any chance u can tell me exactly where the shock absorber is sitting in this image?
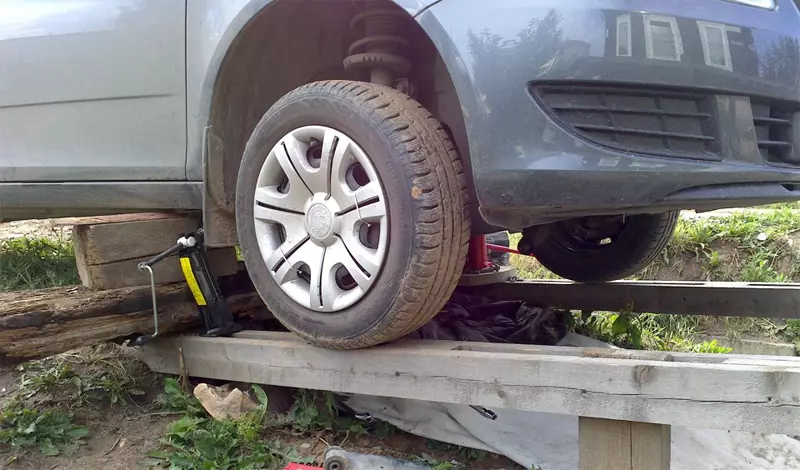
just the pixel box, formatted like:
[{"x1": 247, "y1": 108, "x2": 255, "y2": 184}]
[{"x1": 343, "y1": 3, "x2": 411, "y2": 87}]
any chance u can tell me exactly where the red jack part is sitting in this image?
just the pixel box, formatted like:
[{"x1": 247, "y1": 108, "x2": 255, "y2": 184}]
[
  {"x1": 467, "y1": 235, "x2": 493, "y2": 270},
  {"x1": 284, "y1": 464, "x2": 323, "y2": 470}
]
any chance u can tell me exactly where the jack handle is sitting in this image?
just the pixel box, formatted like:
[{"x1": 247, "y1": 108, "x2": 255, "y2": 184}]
[
  {"x1": 139, "y1": 243, "x2": 184, "y2": 269},
  {"x1": 133, "y1": 237, "x2": 196, "y2": 346},
  {"x1": 133, "y1": 263, "x2": 160, "y2": 346}
]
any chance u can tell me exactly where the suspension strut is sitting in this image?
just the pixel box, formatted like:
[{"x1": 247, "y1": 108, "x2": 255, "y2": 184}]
[{"x1": 343, "y1": 3, "x2": 411, "y2": 87}]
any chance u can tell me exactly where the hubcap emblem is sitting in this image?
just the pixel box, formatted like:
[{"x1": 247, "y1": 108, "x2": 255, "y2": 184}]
[{"x1": 306, "y1": 203, "x2": 333, "y2": 240}]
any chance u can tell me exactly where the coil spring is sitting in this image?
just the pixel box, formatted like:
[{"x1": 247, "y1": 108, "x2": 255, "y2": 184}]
[{"x1": 343, "y1": 8, "x2": 411, "y2": 85}]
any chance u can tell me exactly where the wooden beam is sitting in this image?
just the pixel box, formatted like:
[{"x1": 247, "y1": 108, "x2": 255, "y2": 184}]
[
  {"x1": 458, "y1": 266, "x2": 516, "y2": 286},
  {"x1": 71, "y1": 214, "x2": 239, "y2": 289},
  {"x1": 72, "y1": 216, "x2": 201, "y2": 265},
  {"x1": 74, "y1": 248, "x2": 240, "y2": 289},
  {"x1": 139, "y1": 331, "x2": 800, "y2": 434},
  {"x1": 0, "y1": 272, "x2": 263, "y2": 364},
  {"x1": 486, "y1": 280, "x2": 800, "y2": 318},
  {"x1": 52, "y1": 212, "x2": 191, "y2": 226},
  {"x1": 579, "y1": 418, "x2": 670, "y2": 470}
]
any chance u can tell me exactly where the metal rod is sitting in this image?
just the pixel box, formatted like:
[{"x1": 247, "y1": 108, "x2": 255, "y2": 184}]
[
  {"x1": 138, "y1": 263, "x2": 159, "y2": 341},
  {"x1": 140, "y1": 243, "x2": 183, "y2": 268},
  {"x1": 486, "y1": 243, "x2": 524, "y2": 256},
  {"x1": 487, "y1": 279, "x2": 800, "y2": 319}
]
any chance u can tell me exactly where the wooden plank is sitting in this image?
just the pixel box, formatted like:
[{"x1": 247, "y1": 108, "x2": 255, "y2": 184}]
[
  {"x1": 444, "y1": 338, "x2": 800, "y2": 365},
  {"x1": 579, "y1": 418, "x2": 670, "y2": 470},
  {"x1": 53, "y1": 212, "x2": 189, "y2": 226},
  {"x1": 72, "y1": 216, "x2": 201, "y2": 265},
  {"x1": 579, "y1": 418, "x2": 632, "y2": 470},
  {"x1": 70, "y1": 213, "x2": 240, "y2": 289},
  {"x1": 487, "y1": 280, "x2": 800, "y2": 318},
  {"x1": 631, "y1": 421, "x2": 670, "y2": 470},
  {"x1": 458, "y1": 266, "x2": 516, "y2": 286},
  {"x1": 139, "y1": 331, "x2": 800, "y2": 434},
  {"x1": 76, "y1": 247, "x2": 240, "y2": 289},
  {"x1": 0, "y1": 272, "x2": 263, "y2": 364}
]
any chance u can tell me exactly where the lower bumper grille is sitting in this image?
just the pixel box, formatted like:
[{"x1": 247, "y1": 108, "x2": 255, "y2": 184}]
[
  {"x1": 535, "y1": 86, "x2": 719, "y2": 160},
  {"x1": 534, "y1": 85, "x2": 800, "y2": 167},
  {"x1": 752, "y1": 101, "x2": 797, "y2": 165}
]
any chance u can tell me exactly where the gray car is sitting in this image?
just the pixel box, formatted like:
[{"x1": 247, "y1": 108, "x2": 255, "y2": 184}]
[{"x1": 2, "y1": 0, "x2": 800, "y2": 348}]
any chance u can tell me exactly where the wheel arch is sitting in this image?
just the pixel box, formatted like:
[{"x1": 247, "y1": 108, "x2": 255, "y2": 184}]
[{"x1": 195, "y1": 0, "x2": 483, "y2": 246}]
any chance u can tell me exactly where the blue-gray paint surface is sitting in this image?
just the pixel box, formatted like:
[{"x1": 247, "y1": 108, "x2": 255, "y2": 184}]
[
  {"x1": 419, "y1": 0, "x2": 800, "y2": 224},
  {"x1": 0, "y1": 0, "x2": 187, "y2": 182},
  {"x1": 4, "y1": 0, "x2": 800, "y2": 225}
]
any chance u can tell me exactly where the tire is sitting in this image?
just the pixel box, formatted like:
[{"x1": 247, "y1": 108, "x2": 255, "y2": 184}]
[
  {"x1": 530, "y1": 212, "x2": 678, "y2": 282},
  {"x1": 236, "y1": 80, "x2": 470, "y2": 349}
]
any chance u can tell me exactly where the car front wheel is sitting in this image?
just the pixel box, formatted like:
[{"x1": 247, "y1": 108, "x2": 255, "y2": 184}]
[{"x1": 236, "y1": 80, "x2": 470, "y2": 349}]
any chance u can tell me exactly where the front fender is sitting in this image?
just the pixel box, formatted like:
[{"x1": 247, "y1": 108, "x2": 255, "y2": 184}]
[{"x1": 185, "y1": 0, "x2": 440, "y2": 181}]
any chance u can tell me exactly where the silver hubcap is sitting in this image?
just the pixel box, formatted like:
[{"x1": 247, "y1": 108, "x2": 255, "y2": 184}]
[{"x1": 253, "y1": 126, "x2": 388, "y2": 312}]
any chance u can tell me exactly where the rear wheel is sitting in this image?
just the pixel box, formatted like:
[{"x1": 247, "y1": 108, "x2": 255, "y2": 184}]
[
  {"x1": 236, "y1": 80, "x2": 470, "y2": 349},
  {"x1": 527, "y1": 212, "x2": 678, "y2": 282}
]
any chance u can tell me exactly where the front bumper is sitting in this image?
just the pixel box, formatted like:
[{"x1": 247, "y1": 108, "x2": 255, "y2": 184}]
[{"x1": 420, "y1": 0, "x2": 800, "y2": 229}]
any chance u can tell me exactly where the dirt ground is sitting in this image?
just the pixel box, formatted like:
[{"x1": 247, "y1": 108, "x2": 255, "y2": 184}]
[
  {"x1": 0, "y1": 363, "x2": 518, "y2": 470},
  {"x1": 0, "y1": 364, "x2": 171, "y2": 470},
  {"x1": 0, "y1": 220, "x2": 70, "y2": 242}
]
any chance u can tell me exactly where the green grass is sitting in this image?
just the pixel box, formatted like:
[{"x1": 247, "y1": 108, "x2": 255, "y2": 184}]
[
  {"x1": 507, "y1": 208, "x2": 800, "y2": 348},
  {"x1": 17, "y1": 344, "x2": 152, "y2": 407},
  {"x1": 157, "y1": 377, "x2": 207, "y2": 417},
  {"x1": 665, "y1": 208, "x2": 800, "y2": 283},
  {"x1": 152, "y1": 379, "x2": 406, "y2": 469},
  {"x1": 411, "y1": 453, "x2": 463, "y2": 469},
  {"x1": 507, "y1": 233, "x2": 559, "y2": 280},
  {"x1": 0, "y1": 402, "x2": 88, "y2": 460},
  {"x1": 652, "y1": 209, "x2": 800, "y2": 342},
  {"x1": 426, "y1": 439, "x2": 489, "y2": 462},
  {"x1": 145, "y1": 382, "x2": 313, "y2": 469},
  {"x1": 0, "y1": 344, "x2": 155, "y2": 461},
  {"x1": 0, "y1": 236, "x2": 79, "y2": 292},
  {"x1": 782, "y1": 319, "x2": 800, "y2": 344},
  {"x1": 285, "y1": 388, "x2": 395, "y2": 438},
  {"x1": 570, "y1": 311, "x2": 732, "y2": 353}
]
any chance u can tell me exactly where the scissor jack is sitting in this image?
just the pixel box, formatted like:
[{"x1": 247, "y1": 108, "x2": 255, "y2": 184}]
[{"x1": 134, "y1": 228, "x2": 243, "y2": 346}]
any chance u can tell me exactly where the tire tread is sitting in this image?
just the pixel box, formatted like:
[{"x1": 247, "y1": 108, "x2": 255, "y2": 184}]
[{"x1": 247, "y1": 80, "x2": 470, "y2": 348}]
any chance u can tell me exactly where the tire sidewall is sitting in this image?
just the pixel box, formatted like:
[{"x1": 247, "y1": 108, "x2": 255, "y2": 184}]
[{"x1": 236, "y1": 90, "x2": 417, "y2": 340}]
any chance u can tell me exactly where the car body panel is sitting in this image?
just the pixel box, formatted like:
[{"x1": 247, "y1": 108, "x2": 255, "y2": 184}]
[
  {"x1": 4, "y1": 0, "x2": 800, "y2": 229},
  {"x1": 184, "y1": 0, "x2": 437, "y2": 180},
  {"x1": 419, "y1": 0, "x2": 800, "y2": 228},
  {"x1": 0, "y1": 0, "x2": 187, "y2": 182}
]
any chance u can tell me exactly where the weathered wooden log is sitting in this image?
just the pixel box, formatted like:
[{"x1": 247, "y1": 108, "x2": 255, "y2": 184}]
[{"x1": 0, "y1": 272, "x2": 266, "y2": 364}]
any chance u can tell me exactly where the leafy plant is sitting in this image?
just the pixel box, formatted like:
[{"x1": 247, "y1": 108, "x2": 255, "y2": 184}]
[
  {"x1": 740, "y1": 254, "x2": 788, "y2": 283},
  {"x1": 780, "y1": 319, "x2": 800, "y2": 344},
  {"x1": 426, "y1": 439, "x2": 488, "y2": 462},
  {"x1": 288, "y1": 389, "x2": 329, "y2": 433},
  {"x1": 573, "y1": 311, "x2": 645, "y2": 349},
  {"x1": 286, "y1": 389, "x2": 371, "y2": 437},
  {"x1": 689, "y1": 339, "x2": 733, "y2": 354},
  {"x1": 157, "y1": 377, "x2": 206, "y2": 416},
  {"x1": 369, "y1": 418, "x2": 398, "y2": 439},
  {"x1": 411, "y1": 453, "x2": 463, "y2": 469},
  {"x1": 147, "y1": 383, "x2": 313, "y2": 469},
  {"x1": 18, "y1": 353, "x2": 146, "y2": 407},
  {"x1": 0, "y1": 402, "x2": 88, "y2": 458},
  {"x1": 148, "y1": 417, "x2": 309, "y2": 469}
]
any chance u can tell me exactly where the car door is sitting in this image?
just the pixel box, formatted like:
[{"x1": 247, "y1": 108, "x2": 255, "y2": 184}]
[{"x1": 0, "y1": 0, "x2": 186, "y2": 182}]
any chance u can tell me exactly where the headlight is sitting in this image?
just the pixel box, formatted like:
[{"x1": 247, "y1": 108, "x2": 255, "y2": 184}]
[{"x1": 724, "y1": 0, "x2": 775, "y2": 9}]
